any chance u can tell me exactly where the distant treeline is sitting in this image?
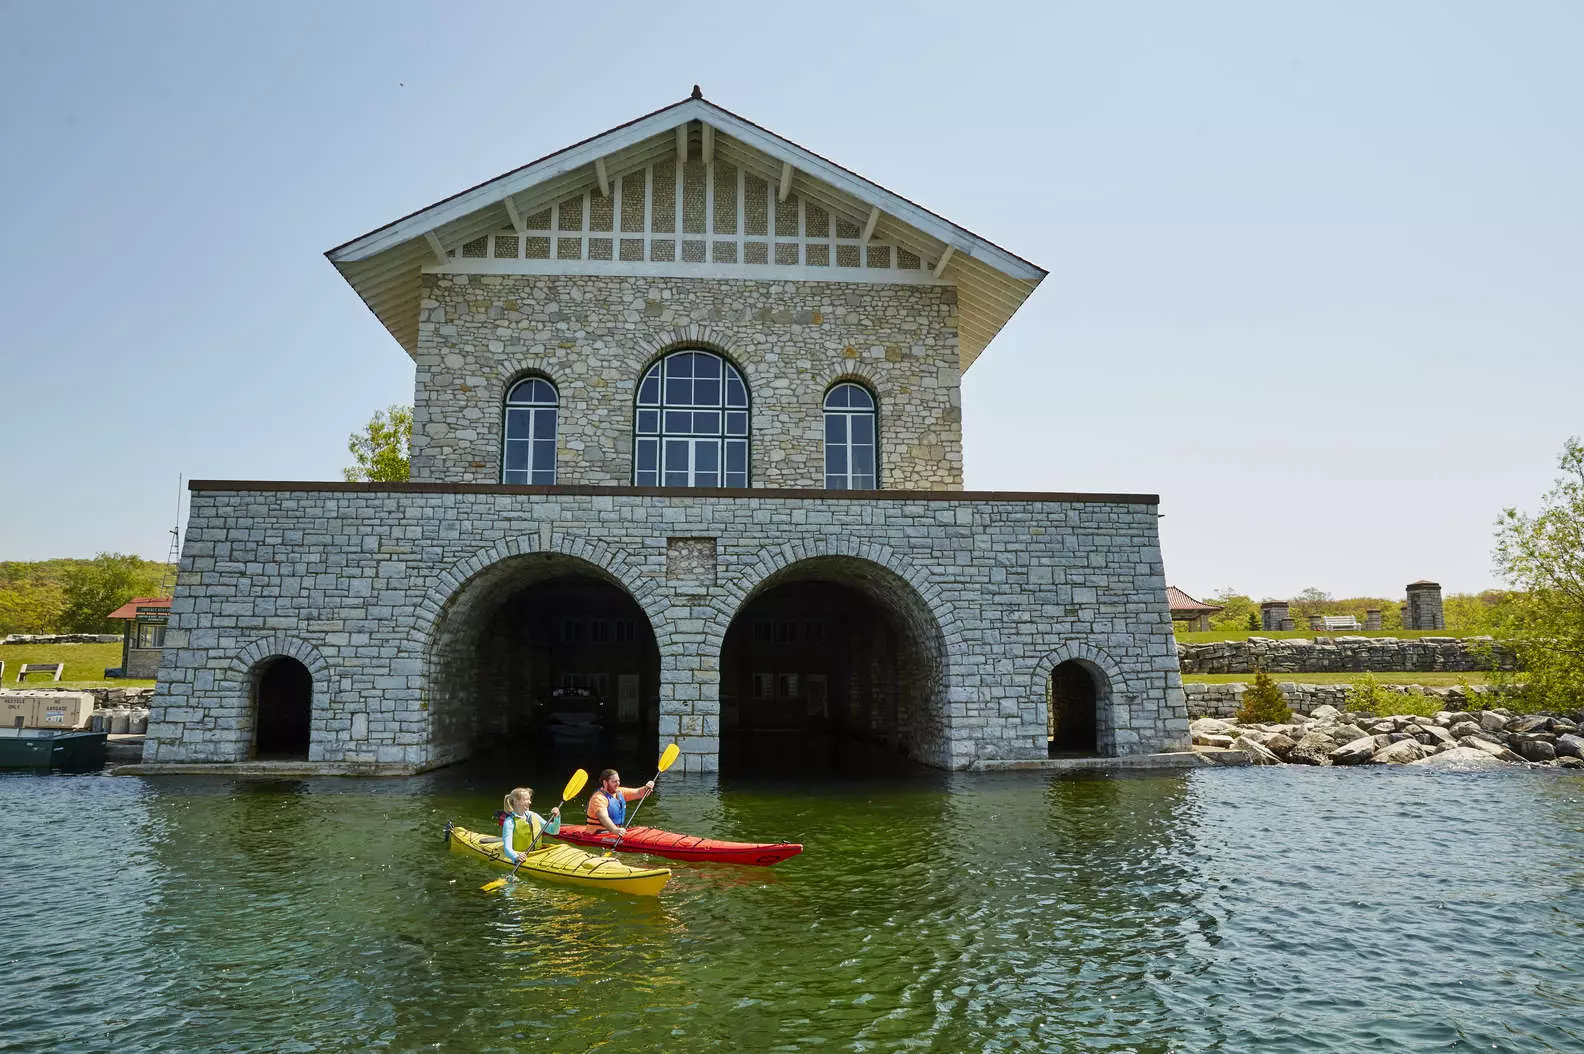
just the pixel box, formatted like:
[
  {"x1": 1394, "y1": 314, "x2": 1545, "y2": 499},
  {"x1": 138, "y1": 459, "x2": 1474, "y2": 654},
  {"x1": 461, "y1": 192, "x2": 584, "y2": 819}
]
[
  {"x1": 1196, "y1": 587, "x2": 1517, "y2": 635},
  {"x1": 0, "y1": 555, "x2": 175, "y2": 635}
]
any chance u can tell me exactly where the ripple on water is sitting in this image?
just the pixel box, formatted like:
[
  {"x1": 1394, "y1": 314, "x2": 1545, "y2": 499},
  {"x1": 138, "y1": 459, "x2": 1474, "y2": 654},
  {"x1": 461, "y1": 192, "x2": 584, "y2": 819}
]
[{"x1": 0, "y1": 766, "x2": 1580, "y2": 1052}]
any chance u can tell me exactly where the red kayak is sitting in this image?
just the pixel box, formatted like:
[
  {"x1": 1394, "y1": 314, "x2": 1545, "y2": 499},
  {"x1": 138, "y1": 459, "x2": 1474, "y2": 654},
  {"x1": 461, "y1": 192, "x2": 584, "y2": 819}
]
[{"x1": 551, "y1": 824, "x2": 803, "y2": 866}]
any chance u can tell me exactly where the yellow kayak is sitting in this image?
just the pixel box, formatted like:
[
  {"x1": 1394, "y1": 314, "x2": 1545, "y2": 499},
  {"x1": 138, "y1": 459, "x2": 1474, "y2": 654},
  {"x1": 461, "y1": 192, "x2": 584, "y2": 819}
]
[{"x1": 445, "y1": 823, "x2": 671, "y2": 896}]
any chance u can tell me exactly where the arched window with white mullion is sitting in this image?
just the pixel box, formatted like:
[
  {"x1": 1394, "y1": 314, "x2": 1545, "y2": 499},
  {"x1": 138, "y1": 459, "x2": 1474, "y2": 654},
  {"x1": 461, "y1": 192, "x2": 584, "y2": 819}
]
[
  {"x1": 634, "y1": 350, "x2": 749, "y2": 488},
  {"x1": 502, "y1": 377, "x2": 558, "y2": 485},
  {"x1": 824, "y1": 382, "x2": 877, "y2": 490}
]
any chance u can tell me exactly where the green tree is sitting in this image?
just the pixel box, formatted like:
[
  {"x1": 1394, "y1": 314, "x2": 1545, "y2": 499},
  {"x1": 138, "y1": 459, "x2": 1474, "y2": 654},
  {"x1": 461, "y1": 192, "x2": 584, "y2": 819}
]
[
  {"x1": 343, "y1": 405, "x2": 413, "y2": 482},
  {"x1": 59, "y1": 553, "x2": 168, "y2": 633},
  {"x1": 0, "y1": 573, "x2": 67, "y2": 634},
  {"x1": 1493, "y1": 437, "x2": 1584, "y2": 712},
  {"x1": 1206, "y1": 588, "x2": 1258, "y2": 631},
  {"x1": 1237, "y1": 670, "x2": 1291, "y2": 724}
]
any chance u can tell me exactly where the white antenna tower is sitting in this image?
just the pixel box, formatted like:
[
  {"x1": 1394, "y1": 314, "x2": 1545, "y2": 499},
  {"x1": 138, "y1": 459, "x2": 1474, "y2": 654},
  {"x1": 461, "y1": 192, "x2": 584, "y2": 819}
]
[{"x1": 159, "y1": 475, "x2": 183, "y2": 598}]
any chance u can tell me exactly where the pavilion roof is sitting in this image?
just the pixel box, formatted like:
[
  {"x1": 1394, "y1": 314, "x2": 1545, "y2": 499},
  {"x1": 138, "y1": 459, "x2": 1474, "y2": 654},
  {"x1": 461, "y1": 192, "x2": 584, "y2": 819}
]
[{"x1": 1166, "y1": 586, "x2": 1222, "y2": 614}]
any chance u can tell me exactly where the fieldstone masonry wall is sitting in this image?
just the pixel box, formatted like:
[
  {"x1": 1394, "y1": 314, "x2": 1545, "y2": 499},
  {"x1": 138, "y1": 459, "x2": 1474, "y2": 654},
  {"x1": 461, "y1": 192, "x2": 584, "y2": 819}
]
[
  {"x1": 146, "y1": 484, "x2": 1186, "y2": 773},
  {"x1": 413, "y1": 274, "x2": 964, "y2": 490},
  {"x1": 1177, "y1": 636, "x2": 1516, "y2": 675}
]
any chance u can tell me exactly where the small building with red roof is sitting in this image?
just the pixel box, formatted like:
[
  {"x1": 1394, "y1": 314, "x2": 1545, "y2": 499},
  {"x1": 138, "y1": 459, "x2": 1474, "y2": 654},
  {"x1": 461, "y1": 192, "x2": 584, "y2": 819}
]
[{"x1": 106, "y1": 597, "x2": 172, "y2": 679}]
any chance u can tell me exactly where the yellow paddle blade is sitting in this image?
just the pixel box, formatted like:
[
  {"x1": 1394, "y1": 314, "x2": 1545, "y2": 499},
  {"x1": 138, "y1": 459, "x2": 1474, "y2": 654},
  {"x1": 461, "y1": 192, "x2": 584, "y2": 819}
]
[
  {"x1": 562, "y1": 768, "x2": 589, "y2": 802},
  {"x1": 480, "y1": 876, "x2": 509, "y2": 892},
  {"x1": 657, "y1": 742, "x2": 680, "y2": 773}
]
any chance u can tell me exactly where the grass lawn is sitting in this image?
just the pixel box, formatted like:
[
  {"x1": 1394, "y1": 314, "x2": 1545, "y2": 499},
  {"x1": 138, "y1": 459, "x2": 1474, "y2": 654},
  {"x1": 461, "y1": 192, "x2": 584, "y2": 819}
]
[
  {"x1": 0, "y1": 642, "x2": 156, "y2": 690},
  {"x1": 1177, "y1": 629, "x2": 1483, "y2": 644},
  {"x1": 1182, "y1": 671, "x2": 1511, "y2": 687}
]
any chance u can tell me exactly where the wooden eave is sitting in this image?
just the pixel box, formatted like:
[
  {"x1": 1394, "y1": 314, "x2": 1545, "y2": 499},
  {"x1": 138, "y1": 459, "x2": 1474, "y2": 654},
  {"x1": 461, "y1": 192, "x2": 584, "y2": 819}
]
[{"x1": 326, "y1": 95, "x2": 1047, "y2": 372}]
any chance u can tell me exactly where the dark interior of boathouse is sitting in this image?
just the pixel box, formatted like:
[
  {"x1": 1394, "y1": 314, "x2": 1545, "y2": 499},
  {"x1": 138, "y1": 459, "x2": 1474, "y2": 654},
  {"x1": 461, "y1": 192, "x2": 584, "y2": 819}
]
[{"x1": 425, "y1": 552, "x2": 950, "y2": 774}]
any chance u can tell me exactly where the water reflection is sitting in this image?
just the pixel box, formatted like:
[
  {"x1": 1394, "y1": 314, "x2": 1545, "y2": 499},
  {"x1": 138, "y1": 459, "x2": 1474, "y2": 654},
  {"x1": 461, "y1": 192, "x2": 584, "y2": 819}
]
[{"x1": 4, "y1": 767, "x2": 1583, "y2": 1052}]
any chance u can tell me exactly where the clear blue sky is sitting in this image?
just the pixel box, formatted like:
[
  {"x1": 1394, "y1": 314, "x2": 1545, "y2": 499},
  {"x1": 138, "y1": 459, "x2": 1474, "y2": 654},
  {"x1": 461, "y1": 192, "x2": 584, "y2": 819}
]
[{"x1": 2, "y1": 1, "x2": 1579, "y2": 602}]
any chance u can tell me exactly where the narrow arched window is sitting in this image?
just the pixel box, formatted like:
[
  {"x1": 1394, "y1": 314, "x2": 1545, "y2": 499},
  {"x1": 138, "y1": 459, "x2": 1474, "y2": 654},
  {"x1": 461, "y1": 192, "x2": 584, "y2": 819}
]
[
  {"x1": 824, "y1": 382, "x2": 877, "y2": 489},
  {"x1": 502, "y1": 377, "x2": 558, "y2": 485},
  {"x1": 634, "y1": 350, "x2": 749, "y2": 487}
]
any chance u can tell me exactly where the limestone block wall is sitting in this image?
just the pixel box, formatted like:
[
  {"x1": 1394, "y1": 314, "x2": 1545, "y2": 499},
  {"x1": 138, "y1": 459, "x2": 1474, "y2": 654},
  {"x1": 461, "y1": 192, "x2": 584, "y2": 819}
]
[
  {"x1": 412, "y1": 274, "x2": 963, "y2": 490},
  {"x1": 146, "y1": 483, "x2": 1184, "y2": 772},
  {"x1": 1177, "y1": 636, "x2": 1517, "y2": 675}
]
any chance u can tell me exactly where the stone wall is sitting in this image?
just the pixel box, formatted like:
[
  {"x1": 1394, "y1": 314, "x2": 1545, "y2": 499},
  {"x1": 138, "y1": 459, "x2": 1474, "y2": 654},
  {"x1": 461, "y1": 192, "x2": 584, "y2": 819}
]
[
  {"x1": 1177, "y1": 636, "x2": 1515, "y2": 674},
  {"x1": 1183, "y1": 680, "x2": 1514, "y2": 719},
  {"x1": 146, "y1": 483, "x2": 1185, "y2": 773},
  {"x1": 412, "y1": 274, "x2": 963, "y2": 490}
]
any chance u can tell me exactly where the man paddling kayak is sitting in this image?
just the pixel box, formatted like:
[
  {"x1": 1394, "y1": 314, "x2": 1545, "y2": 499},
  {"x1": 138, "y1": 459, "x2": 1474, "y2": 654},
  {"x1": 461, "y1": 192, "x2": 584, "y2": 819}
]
[{"x1": 586, "y1": 768, "x2": 654, "y2": 836}]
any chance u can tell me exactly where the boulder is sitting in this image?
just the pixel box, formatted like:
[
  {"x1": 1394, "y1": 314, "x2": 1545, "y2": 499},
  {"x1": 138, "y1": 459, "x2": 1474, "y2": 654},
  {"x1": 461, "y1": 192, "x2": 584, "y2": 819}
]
[
  {"x1": 1551, "y1": 718, "x2": 1578, "y2": 735},
  {"x1": 1233, "y1": 735, "x2": 1284, "y2": 765},
  {"x1": 1330, "y1": 736, "x2": 1380, "y2": 765},
  {"x1": 1242, "y1": 730, "x2": 1298, "y2": 760},
  {"x1": 1448, "y1": 721, "x2": 1484, "y2": 739},
  {"x1": 1478, "y1": 711, "x2": 1509, "y2": 733},
  {"x1": 1507, "y1": 715, "x2": 1552, "y2": 734},
  {"x1": 1309, "y1": 704, "x2": 1342, "y2": 723},
  {"x1": 1555, "y1": 733, "x2": 1584, "y2": 760},
  {"x1": 1558, "y1": 757, "x2": 1584, "y2": 770},
  {"x1": 1195, "y1": 733, "x2": 1237, "y2": 748},
  {"x1": 1411, "y1": 747, "x2": 1505, "y2": 770},
  {"x1": 1191, "y1": 717, "x2": 1234, "y2": 736},
  {"x1": 1333, "y1": 723, "x2": 1372, "y2": 744},
  {"x1": 1511, "y1": 737, "x2": 1557, "y2": 763},
  {"x1": 1373, "y1": 740, "x2": 1426, "y2": 764},
  {"x1": 1420, "y1": 725, "x2": 1457, "y2": 747},
  {"x1": 1289, "y1": 731, "x2": 1338, "y2": 766},
  {"x1": 1367, "y1": 721, "x2": 1396, "y2": 735},
  {"x1": 1457, "y1": 736, "x2": 1525, "y2": 763}
]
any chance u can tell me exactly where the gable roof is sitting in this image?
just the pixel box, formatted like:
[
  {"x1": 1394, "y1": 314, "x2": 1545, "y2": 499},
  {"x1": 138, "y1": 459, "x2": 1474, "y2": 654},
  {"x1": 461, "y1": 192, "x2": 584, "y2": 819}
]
[
  {"x1": 1166, "y1": 586, "x2": 1222, "y2": 614},
  {"x1": 325, "y1": 91, "x2": 1046, "y2": 371}
]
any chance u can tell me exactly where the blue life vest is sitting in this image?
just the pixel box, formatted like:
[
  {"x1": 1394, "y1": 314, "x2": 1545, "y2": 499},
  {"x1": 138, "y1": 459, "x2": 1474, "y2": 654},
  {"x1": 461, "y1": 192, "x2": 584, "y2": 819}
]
[{"x1": 595, "y1": 789, "x2": 626, "y2": 826}]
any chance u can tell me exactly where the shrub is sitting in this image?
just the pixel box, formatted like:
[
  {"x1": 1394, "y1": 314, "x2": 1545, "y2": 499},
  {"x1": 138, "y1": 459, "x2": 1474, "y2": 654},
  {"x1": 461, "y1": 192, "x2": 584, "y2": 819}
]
[
  {"x1": 1343, "y1": 673, "x2": 1394, "y2": 717},
  {"x1": 1237, "y1": 670, "x2": 1291, "y2": 724}
]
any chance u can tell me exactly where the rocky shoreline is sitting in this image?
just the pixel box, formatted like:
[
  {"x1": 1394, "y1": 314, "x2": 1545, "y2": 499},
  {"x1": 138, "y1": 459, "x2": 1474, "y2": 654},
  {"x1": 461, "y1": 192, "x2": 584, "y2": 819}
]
[{"x1": 1193, "y1": 705, "x2": 1584, "y2": 769}]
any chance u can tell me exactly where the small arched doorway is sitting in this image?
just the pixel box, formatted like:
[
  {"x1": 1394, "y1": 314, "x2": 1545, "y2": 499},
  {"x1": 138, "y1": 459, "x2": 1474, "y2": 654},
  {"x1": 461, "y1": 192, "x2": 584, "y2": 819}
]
[
  {"x1": 253, "y1": 656, "x2": 312, "y2": 759},
  {"x1": 1048, "y1": 660, "x2": 1099, "y2": 756}
]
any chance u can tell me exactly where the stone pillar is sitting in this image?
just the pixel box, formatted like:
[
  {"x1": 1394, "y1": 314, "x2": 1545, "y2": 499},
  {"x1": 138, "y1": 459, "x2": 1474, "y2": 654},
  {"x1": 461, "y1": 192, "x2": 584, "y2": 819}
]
[
  {"x1": 1260, "y1": 601, "x2": 1289, "y2": 632},
  {"x1": 1365, "y1": 608, "x2": 1382, "y2": 631},
  {"x1": 1405, "y1": 581, "x2": 1444, "y2": 631},
  {"x1": 1307, "y1": 614, "x2": 1326, "y2": 631}
]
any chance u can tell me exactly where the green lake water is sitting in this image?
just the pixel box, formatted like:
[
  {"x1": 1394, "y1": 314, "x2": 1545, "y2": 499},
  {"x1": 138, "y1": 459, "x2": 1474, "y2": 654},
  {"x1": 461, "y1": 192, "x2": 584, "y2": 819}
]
[{"x1": 2, "y1": 762, "x2": 1581, "y2": 1053}]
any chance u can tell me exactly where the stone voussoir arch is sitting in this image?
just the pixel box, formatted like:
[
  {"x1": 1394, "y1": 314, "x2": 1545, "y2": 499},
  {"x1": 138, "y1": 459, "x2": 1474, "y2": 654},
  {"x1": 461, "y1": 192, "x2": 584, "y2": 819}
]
[
  {"x1": 405, "y1": 532, "x2": 670, "y2": 657},
  {"x1": 629, "y1": 327, "x2": 764, "y2": 393},
  {"x1": 709, "y1": 535, "x2": 965, "y2": 656},
  {"x1": 1031, "y1": 640, "x2": 1128, "y2": 700},
  {"x1": 817, "y1": 362, "x2": 885, "y2": 400},
  {"x1": 228, "y1": 633, "x2": 332, "y2": 681}
]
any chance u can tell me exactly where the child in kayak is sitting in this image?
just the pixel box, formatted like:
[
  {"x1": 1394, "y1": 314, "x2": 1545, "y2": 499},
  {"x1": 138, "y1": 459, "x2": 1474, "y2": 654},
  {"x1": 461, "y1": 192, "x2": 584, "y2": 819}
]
[
  {"x1": 586, "y1": 768, "x2": 654, "y2": 836},
  {"x1": 500, "y1": 786, "x2": 561, "y2": 864}
]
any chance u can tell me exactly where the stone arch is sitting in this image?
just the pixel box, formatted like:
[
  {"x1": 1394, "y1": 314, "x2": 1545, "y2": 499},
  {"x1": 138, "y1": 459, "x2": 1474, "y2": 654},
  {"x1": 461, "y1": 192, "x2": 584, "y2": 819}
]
[
  {"x1": 228, "y1": 635, "x2": 333, "y2": 761},
  {"x1": 1031, "y1": 641, "x2": 1127, "y2": 757},
  {"x1": 817, "y1": 363, "x2": 886, "y2": 399},
  {"x1": 407, "y1": 533, "x2": 667, "y2": 657},
  {"x1": 712, "y1": 536, "x2": 964, "y2": 654},
  {"x1": 710, "y1": 537, "x2": 962, "y2": 769},
  {"x1": 408, "y1": 535, "x2": 672, "y2": 766}
]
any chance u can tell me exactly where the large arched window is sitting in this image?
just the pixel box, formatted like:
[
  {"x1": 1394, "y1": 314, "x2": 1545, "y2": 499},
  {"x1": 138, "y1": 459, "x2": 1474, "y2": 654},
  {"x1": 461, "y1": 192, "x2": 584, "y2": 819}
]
[
  {"x1": 502, "y1": 377, "x2": 558, "y2": 485},
  {"x1": 634, "y1": 350, "x2": 749, "y2": 487},
  {"x1": 823, "y1": 382, "x2": 877, "y2": 489}
]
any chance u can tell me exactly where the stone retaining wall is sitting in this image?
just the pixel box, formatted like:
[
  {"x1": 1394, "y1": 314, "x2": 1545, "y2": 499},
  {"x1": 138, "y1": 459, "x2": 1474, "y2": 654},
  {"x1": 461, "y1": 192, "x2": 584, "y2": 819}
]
[
  {"x1": 1177, "y1": 636, "x2": 1515, "y2": 675},
  {"x1": 1183, "y1": 680, "x2": 1514, "y2": 719}
]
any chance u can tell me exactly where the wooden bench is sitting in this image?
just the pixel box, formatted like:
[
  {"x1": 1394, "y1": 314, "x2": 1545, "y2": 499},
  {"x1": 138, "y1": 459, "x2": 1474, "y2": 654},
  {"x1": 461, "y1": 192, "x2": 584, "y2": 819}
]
[
  {"x1": 17, "y1": 663, "x2": 64, "y2": 683},
  {"x1": 1320, "y1": 615, "x2": 1361, "y2": 631}
]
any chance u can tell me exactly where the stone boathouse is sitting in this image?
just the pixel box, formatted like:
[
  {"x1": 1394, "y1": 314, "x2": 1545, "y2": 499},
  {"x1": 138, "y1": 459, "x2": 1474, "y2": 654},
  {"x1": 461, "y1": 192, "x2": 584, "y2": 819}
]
[{"x1": 143, "y1": 92, "x2": 1188, "y2": 774}]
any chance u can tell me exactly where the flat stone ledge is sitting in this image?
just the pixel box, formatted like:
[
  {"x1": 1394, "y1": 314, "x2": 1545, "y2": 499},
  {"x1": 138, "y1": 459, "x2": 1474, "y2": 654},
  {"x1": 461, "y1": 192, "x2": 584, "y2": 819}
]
[
  {"x1": 112, "y1": 760, "x2": 441, "y2": 778},
  {"x1": 968, "y1": 750, "x2": 1236, "y2": 772}
]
